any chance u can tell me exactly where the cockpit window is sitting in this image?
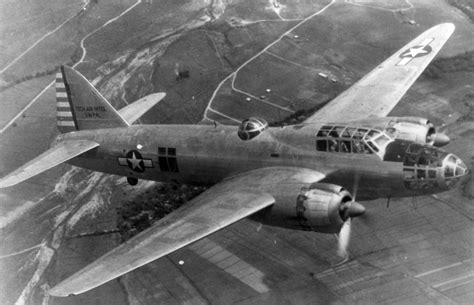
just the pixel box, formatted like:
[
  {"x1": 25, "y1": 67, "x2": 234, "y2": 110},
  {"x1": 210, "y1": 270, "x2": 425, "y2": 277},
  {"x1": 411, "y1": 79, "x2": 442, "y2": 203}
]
[
  {"x1": 317, "y1": 125, "x2": 332, "y2": 137},
  {"x1": 344, "y1": 127, "x2": 356, "y2": 138},
  {"x1": 373, "y1": 134, "x2": 390, "y2": 148},
  {"x1": 353, "y1": 128, "x2": 368, "y2": 139},
  {"x1": 315, "y1": 125, "x2": 393, "y2": 156},
  {"x1": 366, "y1": 130, "x2": 380, "y2": 140},
  {"x1": 329, "y1": 126, "x2": 344, "y2": 137},
  {"x1": 366, "y1": 141, "x2": 379, "y2": 152}
]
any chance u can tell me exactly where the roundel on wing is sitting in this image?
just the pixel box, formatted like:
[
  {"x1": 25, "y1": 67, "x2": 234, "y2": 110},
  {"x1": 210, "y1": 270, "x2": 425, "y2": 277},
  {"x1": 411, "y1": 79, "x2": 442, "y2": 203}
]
[{"x1": 399, "y1": 45, "x2": 432, "y2": 59}]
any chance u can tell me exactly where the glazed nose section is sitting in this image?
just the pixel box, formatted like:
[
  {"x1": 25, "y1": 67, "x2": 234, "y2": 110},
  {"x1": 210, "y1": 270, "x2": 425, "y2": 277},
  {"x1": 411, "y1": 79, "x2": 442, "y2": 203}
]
[{"x1": 442, "y1": 154, "x2": 469, "y2": 188}]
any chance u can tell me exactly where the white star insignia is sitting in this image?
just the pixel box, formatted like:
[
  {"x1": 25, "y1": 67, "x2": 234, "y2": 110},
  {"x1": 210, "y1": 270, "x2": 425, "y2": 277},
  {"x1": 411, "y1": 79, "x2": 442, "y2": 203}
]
[
  {"x1": 405, "y1": 46, "x2": 428, "y2": 58},
  {"x1": 127, "y1": 152, "x2": 143, "y2": 171}
]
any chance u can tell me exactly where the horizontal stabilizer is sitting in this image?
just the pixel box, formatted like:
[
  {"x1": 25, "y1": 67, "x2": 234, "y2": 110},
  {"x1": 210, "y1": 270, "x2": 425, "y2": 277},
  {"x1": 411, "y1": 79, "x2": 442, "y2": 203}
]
[
  {"x1": 0, "y1": 140, "x2": 99, "y2": 188},
  {"x1": 118, "y1": 93, "x2": 166, "y2": 124}
]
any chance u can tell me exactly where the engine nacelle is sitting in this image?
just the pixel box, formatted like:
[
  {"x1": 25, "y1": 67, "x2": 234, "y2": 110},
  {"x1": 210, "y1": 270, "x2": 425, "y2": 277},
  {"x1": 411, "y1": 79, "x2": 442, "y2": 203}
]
[
  {"x1": 385, "y1": 117, "x2": 449, "y2": 147},
  {"x1": 295, "y1": 183, "x2": 353, "y2": 233}
]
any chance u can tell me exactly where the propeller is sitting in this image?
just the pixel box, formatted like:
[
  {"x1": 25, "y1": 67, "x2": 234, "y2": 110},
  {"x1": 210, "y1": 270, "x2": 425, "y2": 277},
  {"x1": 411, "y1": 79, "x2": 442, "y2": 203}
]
[{"x1": 335, "y1": 174, "x2": 365, "y2": 263}]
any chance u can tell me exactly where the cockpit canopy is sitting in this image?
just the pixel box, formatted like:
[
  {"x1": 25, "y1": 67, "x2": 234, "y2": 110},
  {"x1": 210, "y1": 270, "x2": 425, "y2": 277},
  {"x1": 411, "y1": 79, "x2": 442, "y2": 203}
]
[
  {"x1": 315, "y1": 125, "x2": 392, "y2": 158},
  {"x1": 237, "y1": 117, "x2": 268, "y2": 141}
]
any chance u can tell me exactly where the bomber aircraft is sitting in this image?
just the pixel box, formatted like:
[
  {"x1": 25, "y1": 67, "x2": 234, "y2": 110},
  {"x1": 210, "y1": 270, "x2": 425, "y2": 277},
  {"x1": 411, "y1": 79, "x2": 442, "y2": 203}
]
[{"x1": 0, "y1": 23, "x2": 469, "y2": 297}]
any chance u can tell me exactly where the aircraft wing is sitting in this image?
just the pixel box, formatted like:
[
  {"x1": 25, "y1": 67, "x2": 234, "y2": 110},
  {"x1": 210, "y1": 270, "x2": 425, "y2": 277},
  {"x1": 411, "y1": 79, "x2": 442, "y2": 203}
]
[
  {"x1": 304, "y1": 23, "x2": 455, "y2": 124},
  {"x1": 118, "y1": 92, "x2": 166, "y2": 124},
  {"x1": 0, "y1": 140, "x2": 99, "y2": 188},
  {"x1": 48, "y1": 166, "x2": 325, "y2": 297}
]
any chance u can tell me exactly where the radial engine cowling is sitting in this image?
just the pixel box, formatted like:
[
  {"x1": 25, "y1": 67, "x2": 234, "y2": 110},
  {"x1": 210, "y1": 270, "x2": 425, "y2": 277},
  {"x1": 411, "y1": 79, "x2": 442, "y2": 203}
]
[
  {"x1": 296, "y1": 183, "x2": 365, "y2": 234},
  {"x1": 387, "y1": 117, "x2": 449, "y2": 147}
]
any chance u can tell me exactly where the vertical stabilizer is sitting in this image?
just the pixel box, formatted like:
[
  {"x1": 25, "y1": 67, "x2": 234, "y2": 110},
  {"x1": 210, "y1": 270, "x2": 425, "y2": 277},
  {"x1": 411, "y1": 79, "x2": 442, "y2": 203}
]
[{"x1": 57, "y1": 66, "x2": 129, "y2": 133}]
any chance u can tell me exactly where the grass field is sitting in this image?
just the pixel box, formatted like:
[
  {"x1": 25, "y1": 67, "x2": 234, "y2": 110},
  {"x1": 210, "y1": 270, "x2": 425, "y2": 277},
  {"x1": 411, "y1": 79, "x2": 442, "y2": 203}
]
[
  {"x1": 205, "y1": 0, "x2": 474, "y2": 125},
  {"x1": 0, "y1": 0, "x2": 137, "y2": 80},
  {"x1": 0, "y1": 0, "x2": 81, "y2": 69}
]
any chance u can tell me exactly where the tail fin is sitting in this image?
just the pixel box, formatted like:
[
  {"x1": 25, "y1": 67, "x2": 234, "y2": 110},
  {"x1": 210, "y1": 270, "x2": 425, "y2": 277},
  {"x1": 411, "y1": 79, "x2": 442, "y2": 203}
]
[{"x1": 56, "y1": 66, "x2": 129, "y2": 133}]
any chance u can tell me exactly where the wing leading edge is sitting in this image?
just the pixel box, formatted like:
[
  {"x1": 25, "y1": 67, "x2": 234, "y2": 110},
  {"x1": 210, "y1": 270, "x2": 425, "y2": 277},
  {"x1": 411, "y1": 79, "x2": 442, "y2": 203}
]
[
  {"x1": 48, "y1": 166, "x2": 326, "y2": 297},
  {"x1": 304, "y1": 23, "x2": 455, "y2": 124}
]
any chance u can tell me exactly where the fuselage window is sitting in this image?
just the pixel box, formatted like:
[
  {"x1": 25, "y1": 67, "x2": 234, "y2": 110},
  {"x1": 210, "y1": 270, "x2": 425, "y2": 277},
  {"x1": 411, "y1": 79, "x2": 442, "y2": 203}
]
[
  {"x1": 316, "y1": 139, "x2": 327, "y2": 151},
  {"x1": 366, "y1": 141, "x2": 379, "y2": 153},
  {"x1": 404, "y1": 168, "x2": 415, "y2": 179},
  {"x1": 445, "y1": 164, "x2": 454, "y2": 177},
  {"x1": 352, "y1": 140, "x2": 364, "y2": 153},
  {"x1": 328, "y1": 139, "x2": 339, "y2": 152},
  {"x1": 340, "y1": 140, "x2": 351, "y2": 153},
  {"x1": 404, "y1": 153, "x2": 417, "y2": 166},
  {"x1": 158, "y1": 147, "x2": 179, "y2": 173}
]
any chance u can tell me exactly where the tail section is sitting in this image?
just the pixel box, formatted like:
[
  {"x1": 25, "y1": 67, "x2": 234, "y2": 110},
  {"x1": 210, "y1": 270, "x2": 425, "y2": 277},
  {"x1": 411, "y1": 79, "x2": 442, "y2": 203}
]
[{"x1": 56, "y1": 66, "x2": 129, "y2": 133}]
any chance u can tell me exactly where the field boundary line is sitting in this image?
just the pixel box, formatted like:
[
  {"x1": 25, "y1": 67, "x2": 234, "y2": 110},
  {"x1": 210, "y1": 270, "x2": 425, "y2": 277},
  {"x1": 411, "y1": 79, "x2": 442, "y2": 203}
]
[{"x1": 203, "y1": 0, "x2": 336, "y2": 122}]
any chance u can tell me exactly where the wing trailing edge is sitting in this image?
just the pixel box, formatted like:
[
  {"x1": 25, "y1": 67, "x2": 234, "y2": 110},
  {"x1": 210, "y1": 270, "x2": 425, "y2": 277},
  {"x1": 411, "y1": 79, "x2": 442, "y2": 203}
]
[{"x1": 0, "y1": 140, "x2": 99, "y2": 188}]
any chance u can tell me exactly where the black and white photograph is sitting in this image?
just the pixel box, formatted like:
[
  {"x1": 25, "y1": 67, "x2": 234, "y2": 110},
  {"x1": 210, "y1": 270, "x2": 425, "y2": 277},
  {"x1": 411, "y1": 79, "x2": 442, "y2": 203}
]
[{"x1": 0, "y1": 0, "x2": 473, "y2": 304}]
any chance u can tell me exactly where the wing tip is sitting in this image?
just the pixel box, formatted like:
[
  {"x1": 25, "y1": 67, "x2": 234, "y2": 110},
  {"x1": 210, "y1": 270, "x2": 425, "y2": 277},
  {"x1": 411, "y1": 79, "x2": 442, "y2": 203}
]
[
  {"x1": 434, "y1": 22, "x2": 455, "y2": 34},
  {"x1": 0, "y1": 175, "x2": 24, "y2": 188},
  {"x1": 0, "y1": 180, "x2": 15, "y2": 188},
  {"x1": 47, "y1": 288, "x2": 74, "y2": 298}
]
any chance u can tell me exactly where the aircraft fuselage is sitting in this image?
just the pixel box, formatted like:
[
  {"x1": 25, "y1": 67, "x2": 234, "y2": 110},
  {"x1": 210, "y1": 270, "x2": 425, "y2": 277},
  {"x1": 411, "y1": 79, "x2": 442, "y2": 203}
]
[{"x1": 59, "y1": 123, "x2": 462, "y2": 201}]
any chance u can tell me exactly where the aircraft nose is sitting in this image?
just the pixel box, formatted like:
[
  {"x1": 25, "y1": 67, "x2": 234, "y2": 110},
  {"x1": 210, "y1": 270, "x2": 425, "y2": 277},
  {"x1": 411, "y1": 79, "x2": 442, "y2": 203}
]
[
  {"x1": 442, "y1": 154, "x2": 469, "y2": 188},
  {"x1": 432, "y1": 133, "x2": 450, "y2": 147}
]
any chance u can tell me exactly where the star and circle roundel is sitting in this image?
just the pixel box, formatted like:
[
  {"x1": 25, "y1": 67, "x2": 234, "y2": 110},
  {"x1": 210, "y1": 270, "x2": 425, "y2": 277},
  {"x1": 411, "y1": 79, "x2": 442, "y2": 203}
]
[
  {"x1": 399, "y1": 44, "x2": 432, "y2": 59},
  {"x1": 118, "y1": 150, "x2": 153, "y2": 173}
]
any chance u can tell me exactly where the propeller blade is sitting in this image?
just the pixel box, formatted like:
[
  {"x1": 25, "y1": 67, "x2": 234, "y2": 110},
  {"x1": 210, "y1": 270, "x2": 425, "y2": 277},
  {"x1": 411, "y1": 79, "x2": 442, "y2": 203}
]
[
  {"x1": 337, "y1": 218, "x2": 351, "y2": 258},
  {"x1": 352, "y1": 173, "x2": 360, "y2": 201}
]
